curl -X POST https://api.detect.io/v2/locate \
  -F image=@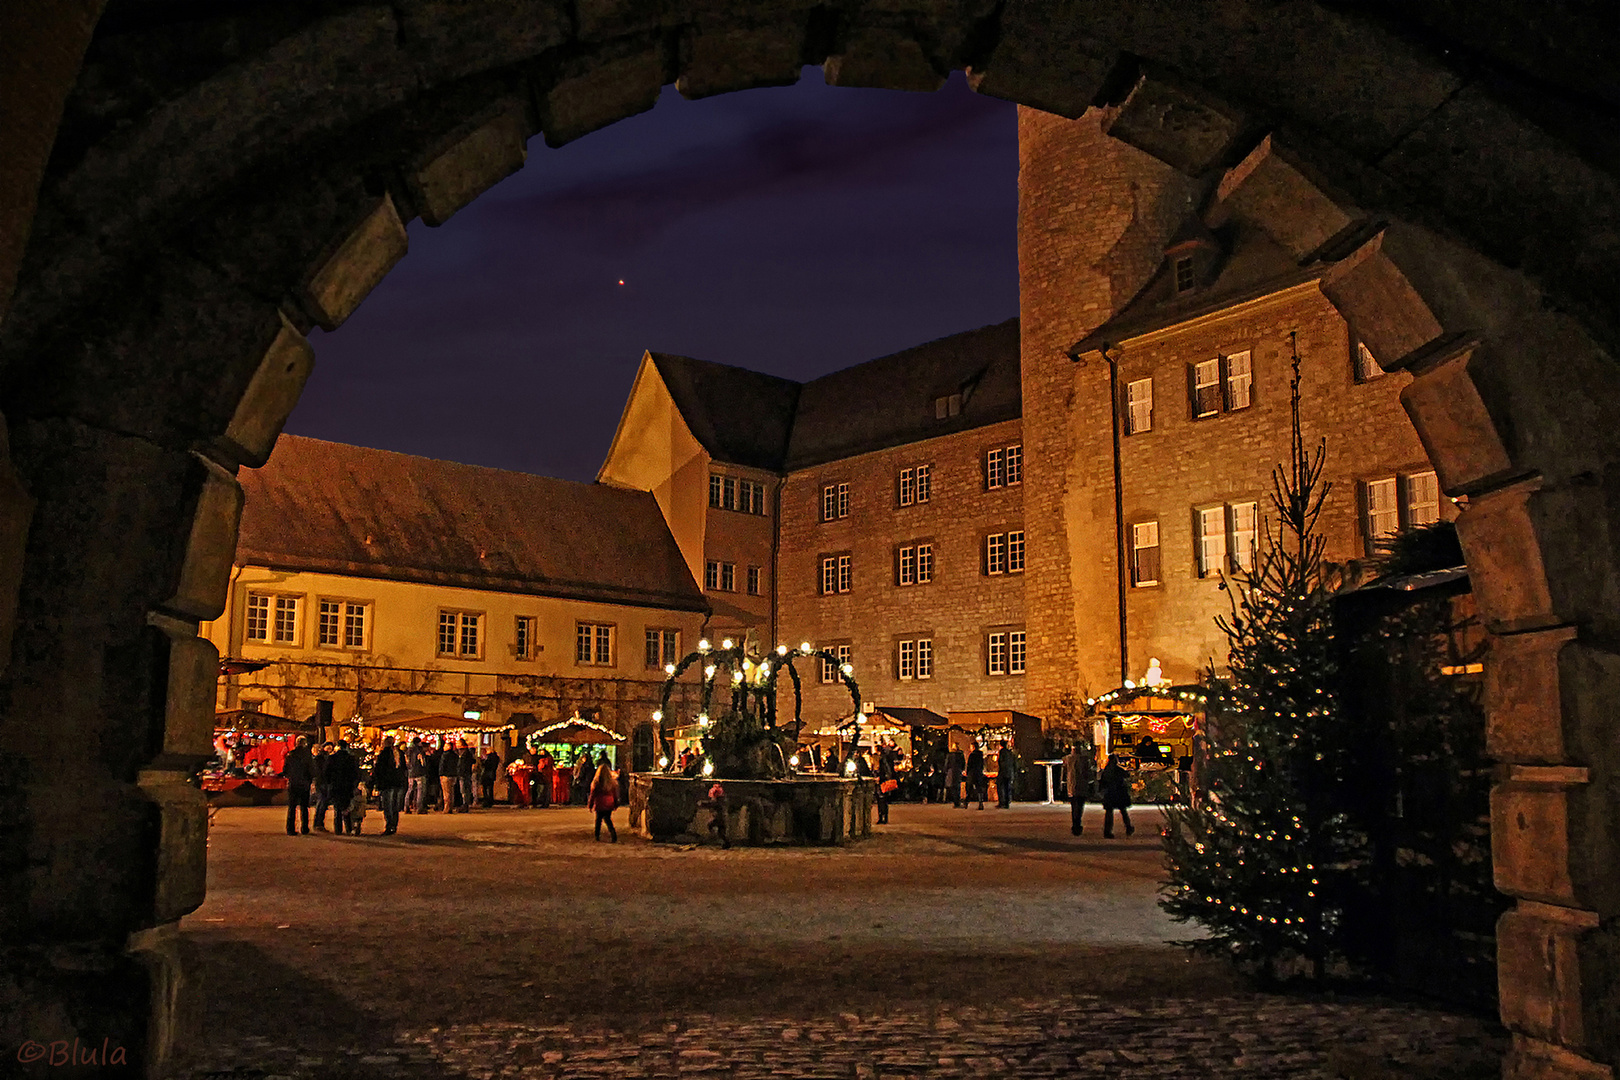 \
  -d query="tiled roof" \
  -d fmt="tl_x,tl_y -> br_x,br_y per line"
786,318 -> 1021,470
647,353 -> 800,471
236,436 -> 708,612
